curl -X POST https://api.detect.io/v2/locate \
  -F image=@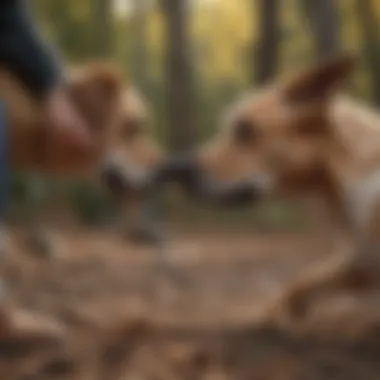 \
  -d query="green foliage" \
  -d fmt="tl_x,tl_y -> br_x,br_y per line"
33,0 -> 100,61
68,184 -> 117,225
